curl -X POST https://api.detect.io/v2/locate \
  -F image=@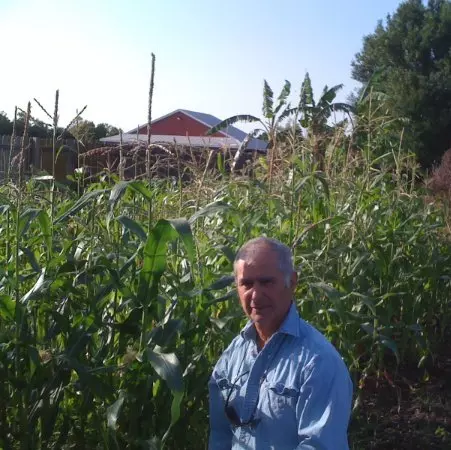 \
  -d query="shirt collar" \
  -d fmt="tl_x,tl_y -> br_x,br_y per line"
240,302 -> 304,341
